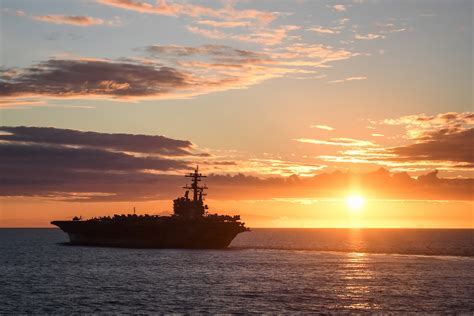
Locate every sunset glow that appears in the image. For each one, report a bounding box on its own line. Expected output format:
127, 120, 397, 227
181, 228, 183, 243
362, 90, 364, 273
0, 0, 472, 229
346, 195, 365, 211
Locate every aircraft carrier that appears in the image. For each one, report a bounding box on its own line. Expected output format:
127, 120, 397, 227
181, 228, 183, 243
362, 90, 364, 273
52, 167, 249, 248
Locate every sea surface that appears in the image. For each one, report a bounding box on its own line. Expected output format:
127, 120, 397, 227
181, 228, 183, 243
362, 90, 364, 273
1, 228, 473, 313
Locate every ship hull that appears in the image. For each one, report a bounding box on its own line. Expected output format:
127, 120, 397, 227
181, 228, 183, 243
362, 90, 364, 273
52, 219, 246, 249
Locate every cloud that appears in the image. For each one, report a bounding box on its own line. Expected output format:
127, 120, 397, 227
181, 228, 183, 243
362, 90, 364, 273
0, 141, 190, 201
0, 59, 193, 100
0, 142, 188, 172
186, 25, 300, 46
197, 20, 250, 28
308, 26, 339, 34
146, 44, 259, 58
231, 25, 300, 46
0, 100, 47, 108
295, 138, 377, 147
317, 112, 474, 172
32, 15, 105, 26
376, 22, 409, 34
0, 126, 471, 202
387, 128, 474, 165
220, 158, 327, 178
0, 127, 197, 201
6, 9, 122, 27
382, 112, 474, 140
328, 76, 367, 84
1, 143, 471, 202
355, 33, 386, 40
186, 25, 226, 39
311, 124, 334, 131
0, 126, 196, 156
278, 43, 354, 62
207, 169, 474, 201
97, 0, 278, 24
2, 8, 26, 16
329, 4, 347, 12
1, 42, 361, 105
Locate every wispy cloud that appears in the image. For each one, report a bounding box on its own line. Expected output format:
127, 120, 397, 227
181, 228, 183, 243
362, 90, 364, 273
382, 112, 474, 139
186, 25, 226, 39
196, 19, 250, 28
7, 9, 122, 27
316, 112, 474, 172
1, 41, 361, 105
311, 124, 334, 131
355, 33, 386, 40
32, 15, 105, 26
327, 76, 367, 84
0, 100, 47, 108
187, 24, 300, 46
295, 137, 377, 147
97, 0, 278, 24
308, 26, 339, 35
328, 4, 347, 12
376, 22, 409, 34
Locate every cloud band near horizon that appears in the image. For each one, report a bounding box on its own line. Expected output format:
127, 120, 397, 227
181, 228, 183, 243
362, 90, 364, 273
0, 126, 472, 202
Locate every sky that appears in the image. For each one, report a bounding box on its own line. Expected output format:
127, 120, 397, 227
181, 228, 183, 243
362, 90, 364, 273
0, 0, 473, 228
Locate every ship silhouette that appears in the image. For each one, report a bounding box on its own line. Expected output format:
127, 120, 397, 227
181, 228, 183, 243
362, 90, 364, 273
52, 167, 249, 248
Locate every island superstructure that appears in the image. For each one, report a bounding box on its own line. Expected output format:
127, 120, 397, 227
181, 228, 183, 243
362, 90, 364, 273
52, 167, 249, 248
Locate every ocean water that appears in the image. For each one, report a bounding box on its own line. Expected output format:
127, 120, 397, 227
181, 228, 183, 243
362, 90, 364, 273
0, 228, 473, 313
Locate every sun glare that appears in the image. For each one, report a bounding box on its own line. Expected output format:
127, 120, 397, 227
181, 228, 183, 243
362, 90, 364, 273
346, 195, 365, 211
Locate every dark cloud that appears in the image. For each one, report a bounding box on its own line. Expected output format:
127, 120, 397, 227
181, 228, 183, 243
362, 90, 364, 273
323, 112, 474, 171
0, 42, 356, 106
0, 142, 189, 201
0, 127, 195, 201
0, 164, 183, 202
388, 128, 473, 165
0, 126, 195, 156
0, 59, 191, 98
146, 44, 260, 58
0, 127, 471, 202
0, 142, 188, 172
1, 144, 472, 201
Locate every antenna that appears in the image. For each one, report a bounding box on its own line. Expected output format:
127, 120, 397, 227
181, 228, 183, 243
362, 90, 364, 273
183, 165, 208, 201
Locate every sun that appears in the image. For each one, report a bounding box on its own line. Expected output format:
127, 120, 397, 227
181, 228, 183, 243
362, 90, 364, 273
346, 195, 365, 211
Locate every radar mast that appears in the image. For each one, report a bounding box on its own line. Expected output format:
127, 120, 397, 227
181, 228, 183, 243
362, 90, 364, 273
183, 165, 208, 201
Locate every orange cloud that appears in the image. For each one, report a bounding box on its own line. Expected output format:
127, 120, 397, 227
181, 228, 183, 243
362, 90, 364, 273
187, 25, 300, 46
281, 44, 354, 62
329, 4, 347, 12
97, 0, 278, 24
186, 25, 226, 39
316, 112, 474, 173
1, 126, 472, 202
32, 15, 104, 26
197, 20, 250, 28
0, 42, 361, 105
311, 125, 334, 131
308, 26, 339, 34
382, 112, 474, 139
0, 100, 47, 108
295, 138, 377, 147
328, 76, 367, 84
